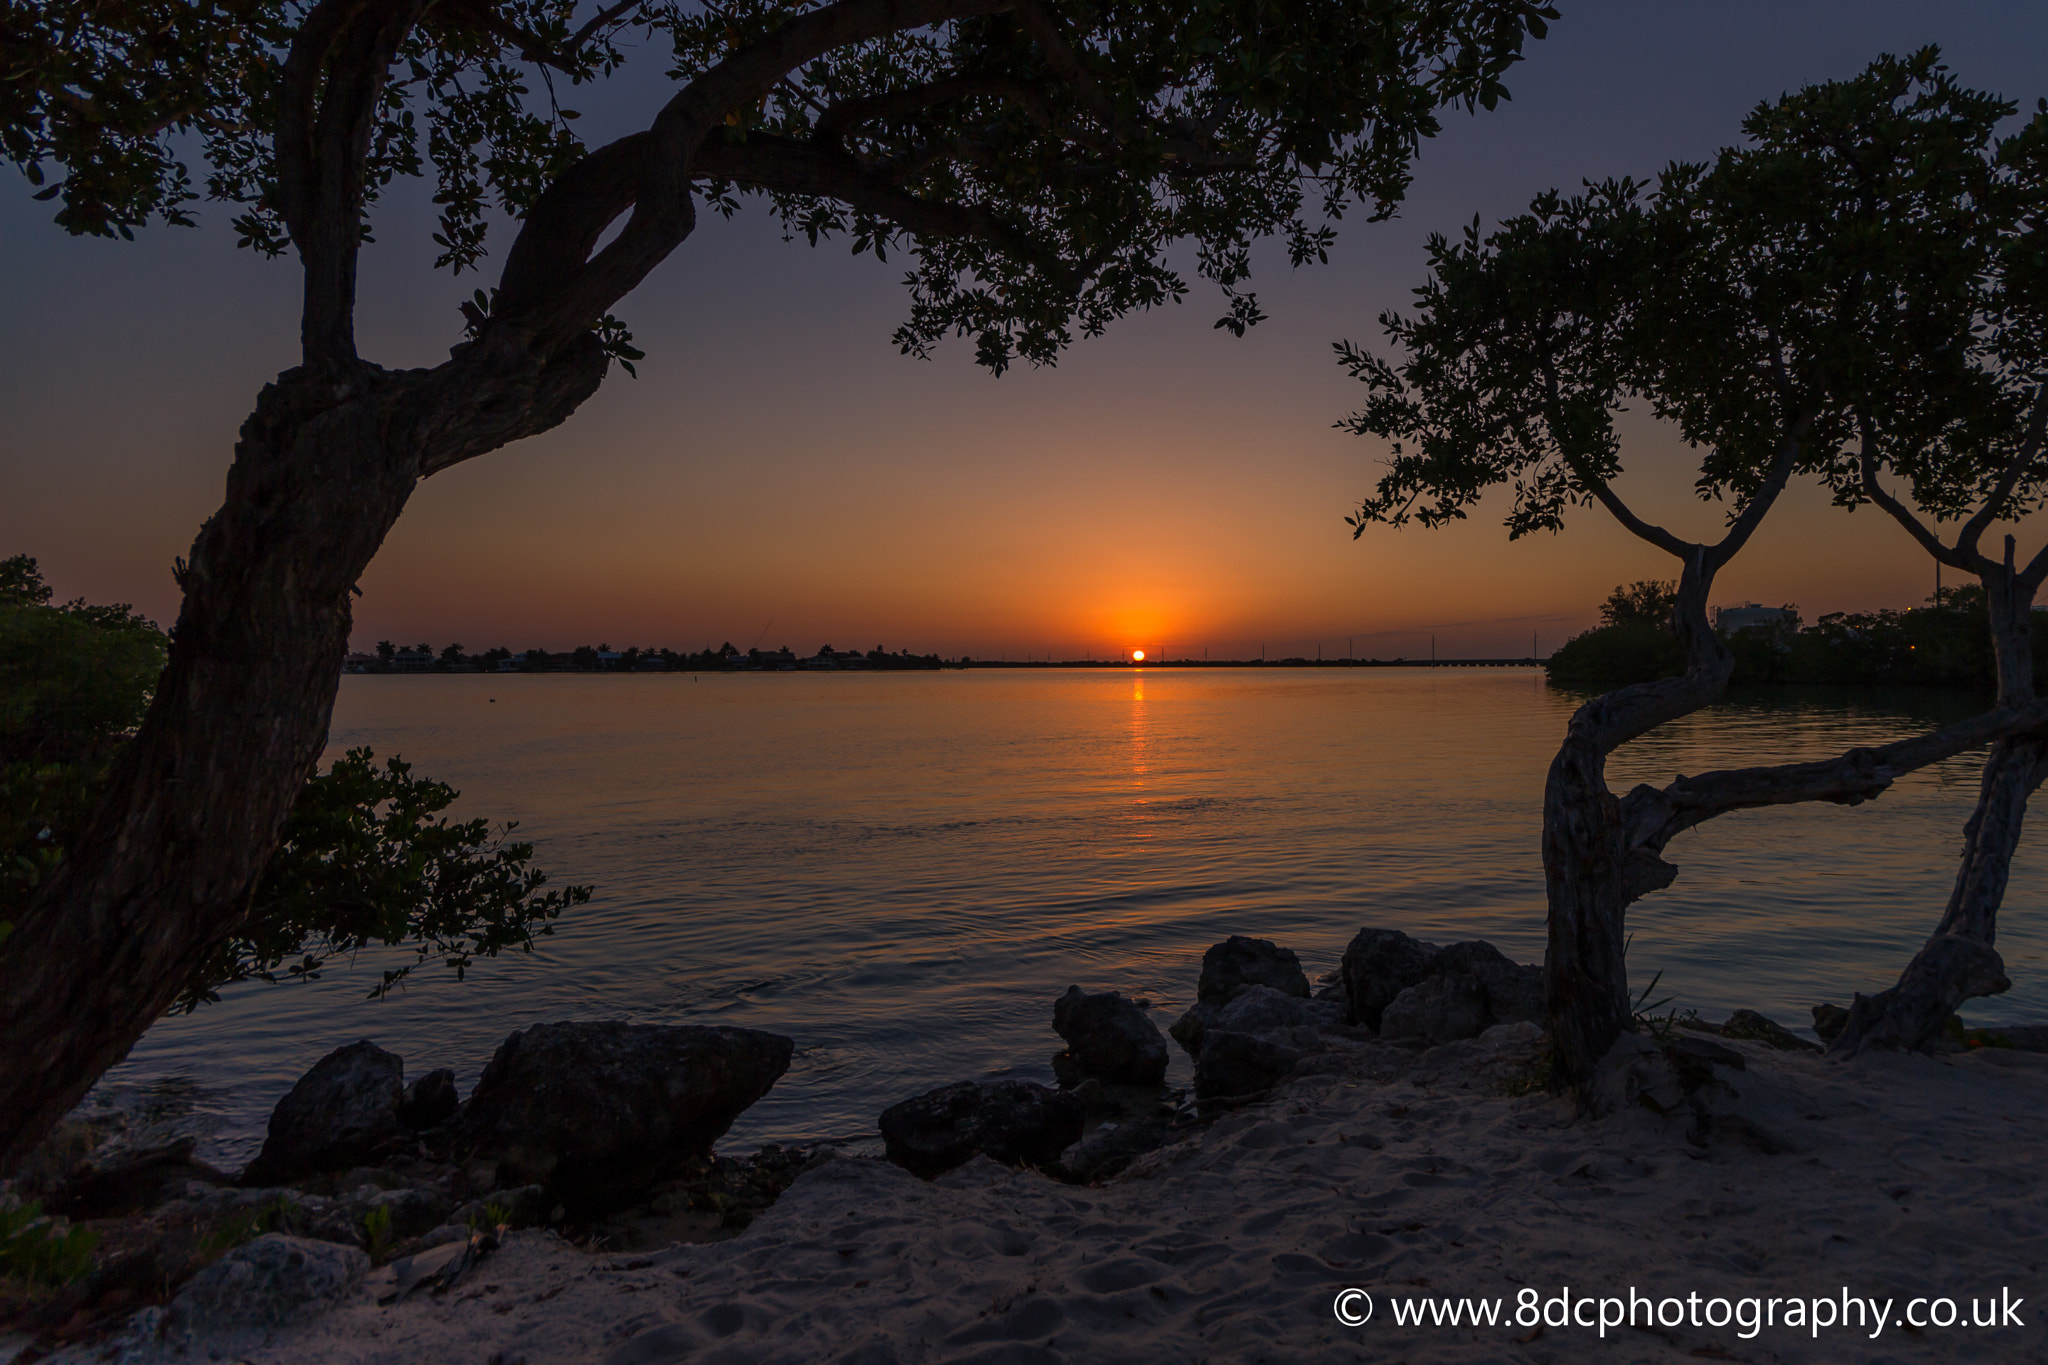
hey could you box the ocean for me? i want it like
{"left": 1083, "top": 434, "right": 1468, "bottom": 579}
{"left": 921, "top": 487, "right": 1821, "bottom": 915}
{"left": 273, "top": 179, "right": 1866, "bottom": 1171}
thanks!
{"left": 90, "top": 667, "right": 2047, "bottom": 1166}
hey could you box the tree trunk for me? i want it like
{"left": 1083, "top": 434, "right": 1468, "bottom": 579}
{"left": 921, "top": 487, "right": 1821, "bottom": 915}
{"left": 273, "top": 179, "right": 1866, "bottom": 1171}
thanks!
{"left": 1544, "top": 553, "right": 1731, "bottom": 1102}
{"left": 0, "top": 341, "right": 605, "bottom": 1172}
{"left": 1833, "top": 567, "right": 2046, "bottom": 1055}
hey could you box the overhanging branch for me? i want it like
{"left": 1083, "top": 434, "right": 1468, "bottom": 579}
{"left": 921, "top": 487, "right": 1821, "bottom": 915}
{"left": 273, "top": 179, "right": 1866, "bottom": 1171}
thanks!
{"left": 1620, "top": 697, "right": 2048, "bottom": 857}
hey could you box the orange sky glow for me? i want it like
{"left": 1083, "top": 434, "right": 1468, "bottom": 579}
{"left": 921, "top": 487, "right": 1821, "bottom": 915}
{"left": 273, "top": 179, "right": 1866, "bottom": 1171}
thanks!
{"left": 4, "top": 3, "right": 2045, "bottom": 660}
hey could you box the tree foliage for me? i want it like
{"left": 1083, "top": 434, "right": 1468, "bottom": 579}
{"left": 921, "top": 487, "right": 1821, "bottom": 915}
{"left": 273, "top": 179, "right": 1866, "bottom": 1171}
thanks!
{"left": 9, "top": 0, "right": 1559, "bottom": 372}
{"left": 1598, "top": 579, "right": 1674, "bottom": 630}
{"left": 176, "top": 748, "right": 589, "bottom": 1010}
{"left": 1340, "top": 51, "right": 2037, "bottom": 544}
{"left": 0, "top": 556, "right": 584, "bottom": 1002}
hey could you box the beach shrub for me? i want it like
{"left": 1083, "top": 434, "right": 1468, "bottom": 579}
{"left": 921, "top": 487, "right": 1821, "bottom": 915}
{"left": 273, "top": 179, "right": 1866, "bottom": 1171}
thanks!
{"left": 0, "top": 1198, "right": 97, "bottom": 1286}
{"left": 0, "top": 555, "right": 588, "bottom": 1009}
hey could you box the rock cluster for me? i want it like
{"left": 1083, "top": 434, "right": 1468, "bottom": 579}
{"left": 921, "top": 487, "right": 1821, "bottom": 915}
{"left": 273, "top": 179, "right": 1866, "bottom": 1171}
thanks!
{"left": 1051, "top": 986, "right": 1168, "bottom": 1084}
{"left": 878, "top": 1080, "right": 1084, "bottom": 1178}
{"left": 1341, "top": 929, "right": 1544, "bottom": 1044}
{"left": 873, "top": 927, "right": 1551, "bottom": 1187}
{"left": 457, "top": 1021, "right": 794, "bottom": 1210}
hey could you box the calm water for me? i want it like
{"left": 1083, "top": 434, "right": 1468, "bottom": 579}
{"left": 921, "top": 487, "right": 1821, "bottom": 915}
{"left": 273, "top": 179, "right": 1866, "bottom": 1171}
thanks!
{"left": 92, "top": 669, "right": 2048, "bottom": 1167}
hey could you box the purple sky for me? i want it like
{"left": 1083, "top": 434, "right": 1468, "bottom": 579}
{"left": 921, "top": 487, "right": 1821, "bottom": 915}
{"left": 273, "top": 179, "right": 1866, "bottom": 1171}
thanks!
{"left": 5, "top": 1, "right": 2046, "bottom": 659}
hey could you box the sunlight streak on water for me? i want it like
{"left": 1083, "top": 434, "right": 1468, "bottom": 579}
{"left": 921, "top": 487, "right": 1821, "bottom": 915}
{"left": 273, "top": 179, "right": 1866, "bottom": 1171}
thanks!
{"left": 96, "top": 670, "right": 2048, "bottom": 1165}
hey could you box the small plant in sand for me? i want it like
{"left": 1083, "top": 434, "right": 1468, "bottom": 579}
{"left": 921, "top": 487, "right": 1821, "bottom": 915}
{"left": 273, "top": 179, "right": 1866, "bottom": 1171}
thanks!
{"left": 0, "top": 1197, "right": 97, "bottom": 1286}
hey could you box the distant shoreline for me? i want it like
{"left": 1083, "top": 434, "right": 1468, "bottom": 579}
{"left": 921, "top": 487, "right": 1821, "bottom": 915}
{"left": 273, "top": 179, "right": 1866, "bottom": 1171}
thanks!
{"left": 346, "top": 657, "right": 1550, "bottom": 673}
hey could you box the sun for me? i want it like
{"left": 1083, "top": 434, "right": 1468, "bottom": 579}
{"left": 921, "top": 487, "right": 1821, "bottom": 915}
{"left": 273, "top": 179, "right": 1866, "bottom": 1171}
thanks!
{"left": 1132, "top": 650, "right": 1145, "bottom": 662}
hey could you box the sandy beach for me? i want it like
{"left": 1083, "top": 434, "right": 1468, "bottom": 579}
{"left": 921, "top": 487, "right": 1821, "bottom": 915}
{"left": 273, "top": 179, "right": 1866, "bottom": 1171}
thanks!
{"left": 73, "top": 1023, "right": 2047, "bottom": 1365}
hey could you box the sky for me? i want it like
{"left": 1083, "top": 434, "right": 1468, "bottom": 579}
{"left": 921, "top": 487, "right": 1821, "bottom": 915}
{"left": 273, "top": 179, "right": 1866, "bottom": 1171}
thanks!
{"left": 5, "top": 1, "right": 2048, "bottom": 661}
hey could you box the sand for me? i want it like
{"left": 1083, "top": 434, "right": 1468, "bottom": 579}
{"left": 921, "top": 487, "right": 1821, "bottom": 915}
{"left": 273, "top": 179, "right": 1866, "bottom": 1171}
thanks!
{"left": 67, "top": 1027, "right": 2048, "bottom": 1364}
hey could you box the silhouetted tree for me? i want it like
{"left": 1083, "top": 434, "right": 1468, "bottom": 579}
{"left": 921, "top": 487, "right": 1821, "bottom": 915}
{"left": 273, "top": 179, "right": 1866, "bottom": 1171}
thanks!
{"left": 1341, "top": 52, "right": 2048, "bottom": 1098}
{"left": 1, "top": 0, "right": 1564, "bottom": 1163}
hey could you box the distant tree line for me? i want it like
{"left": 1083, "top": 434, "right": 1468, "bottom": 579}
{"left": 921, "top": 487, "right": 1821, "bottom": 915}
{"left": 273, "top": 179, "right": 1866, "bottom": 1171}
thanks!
{"left": 358, "top": 640, "right": 951, "bottom": 672}
{"left": 1545, "top": 580, "right": 2042, "bottom": 690}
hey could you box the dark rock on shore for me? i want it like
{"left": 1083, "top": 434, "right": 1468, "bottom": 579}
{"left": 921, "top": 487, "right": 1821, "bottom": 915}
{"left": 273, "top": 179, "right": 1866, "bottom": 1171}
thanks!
{"left": 1172, "top": 983, "right": 1336, "bottom": 1058}
{"left": 1383, "top": 941, "right": 1544, "bottom": 1045}
{"left": 164, "top": 1234, "right": 368, "bottom": 1334}
{"left": 1192, "top": 1030, "right": 1302, "bottom": 1100}
{"left": 1197, "top": 936, "right": 1309, "bottom": 1003}
{"left": 1058, "top": 1117, "right": 1176, "bottom": 1183}
{"left": 879, "top": 1080, "right": 1083, "bottom": 1179}
{"left": 1346, "top": 934, "right": 1544, "bottom": 1045}
{"left": 242, "top": 1041, "right": 406, "bottom": 1185}
{"left": 1812, "top": 1003, "right": 1850, "bottom": 1044}
{"left": 1340, "top": 928, "right": 1439, "bottom": 1029}
{"left": 1052, "top": 986, "right": 1168, "bottom": 1084}
{"left": 399, "top": 1068, "right": 460, "bottom": 1129}
{"left": 54, "top": 1138, "right": 232, "bottom": 1219}
{"left": 457, "top": 1021, "right": 794, "bottom": 1211}
{"left": 1720, "top": 1009, "right": 1821, "bottom": 1053}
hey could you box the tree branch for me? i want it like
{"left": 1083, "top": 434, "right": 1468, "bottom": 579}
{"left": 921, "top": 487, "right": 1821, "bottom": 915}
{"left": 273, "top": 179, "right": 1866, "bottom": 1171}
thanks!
{"left": 692, "top": 133, "right": 1065, "bottom": 277}
{"left": 1857, "top": 433, "right": 1990, "bottom": 576}
{"left": 494, "top": 0, "right": 1015, "bottom": 352}
{"left": 280, "top": 0, "right": 429, "bottom": 367}
{"left": 1620, "top": 697, "right": 2048, "bottom": 855}
{"left": 1702, "top": 407, "right": 1813, "bottom": 572}
{"left": 814, "top": 73, "right": 1056, "bottom": 149}
{"left": 1538, "top": 363, "right": 1693, "bottom": 559}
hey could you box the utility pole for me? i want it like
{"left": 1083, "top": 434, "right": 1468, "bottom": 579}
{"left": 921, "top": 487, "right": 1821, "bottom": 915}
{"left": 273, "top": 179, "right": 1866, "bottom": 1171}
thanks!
{"left": 1431, "top": 634, "right": 1436, "bottom": 664}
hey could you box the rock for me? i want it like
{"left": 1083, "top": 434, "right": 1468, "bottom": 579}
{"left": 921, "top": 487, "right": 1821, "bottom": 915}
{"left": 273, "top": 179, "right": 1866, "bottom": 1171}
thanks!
{"left": 1196, "top": 935, "right": 1309, "bottom": 1004}
{"left": 1192, "top": 1031, "right": 1301, "bottom": 1100}
{"left": 1664, "top": 1035, "right": 1747, "bottom": 1071}
{"left": 242, "top": 1040, "right": 405, "bottom": 1185}
{"left": 399, "top": 1068, "right": 460, "bottom": 1128}
{"left": 1811, "top": 1003, "right": 1850, "bottom": 1044}
{"left": 1212, "top": 984, "right": 1326, "bottom": 1051}
{"left": 1373, "top": 940, "right": 1544, "bottom": 1044}
{"left": 55, "top": 1139, "right": 233, "bottom": 1219}
{"left": 1441, "top": 941, "right": 1545, "bottom": 1025}
{"left": 1052, "top": 986, "right": 1169, "bottom": 1084}
{"left": 1590, "top": 1032, "right": 1685, "bottom": 1116}
{"left": 1173, "top": 982, "right": 1348, "bottom": 1059}
{"left": 878, "top": 1080, "right": 1083, "bottom": 1179}
{"left": 364, "top": 1187, "right": 456, "bottom": 1240}
{"left": 166, "top": 1234, "right": 368, "bottom": 1332}
{"left": 1721, "top": 1009, "right": 1821, "bottom": 1053}
{"left": 1058, "top": 1117, "right": 1174, "bottom": 1183}
{"left": 1339, "top": 928, "right": 1439, "bottom": 1029}
{"left": 1168, "top": 1001, "right": 1220, "bottom": 1057}
{"left": 451, "top": 1184, "right": 552, "bottom": 1231}
{"left": 456, "top": 1021, "right": 793, "bottom": 1211}
{"left": 1380, "top": 972, "right": 1490, "bottom": 1045}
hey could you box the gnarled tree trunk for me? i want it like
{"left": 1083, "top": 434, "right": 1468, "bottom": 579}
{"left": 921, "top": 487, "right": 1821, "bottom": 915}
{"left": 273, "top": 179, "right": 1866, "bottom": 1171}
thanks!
{"left": 1834, "top": 562, "right": 2047, "bottom": 1054}
{"left": 1544, "top": 551, "right": 1733, "bottom": 1093}
{"left": 0, "top": 344, "right": 603, "bottom": 1170}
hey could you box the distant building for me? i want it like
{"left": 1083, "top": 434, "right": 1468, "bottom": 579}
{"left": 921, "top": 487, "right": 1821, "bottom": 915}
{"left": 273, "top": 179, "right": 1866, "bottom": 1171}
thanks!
{"left": 1715, "top": 603, "right": 1795, "bottom": 634}
{"left": 391, "top": 649, "right": 433, "bottom": 672}
{"left": 342, "top": 652, "right": 380, "bottom": 673}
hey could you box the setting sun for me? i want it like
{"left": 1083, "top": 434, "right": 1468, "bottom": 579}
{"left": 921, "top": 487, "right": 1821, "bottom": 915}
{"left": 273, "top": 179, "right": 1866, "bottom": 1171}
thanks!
{"left": 1132, "top": 650, "right": 1145, "bottom": 662}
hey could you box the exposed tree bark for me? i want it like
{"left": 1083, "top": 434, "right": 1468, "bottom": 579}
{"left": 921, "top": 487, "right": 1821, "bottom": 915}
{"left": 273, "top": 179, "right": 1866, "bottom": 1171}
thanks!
{"left": 0, "top": 343, "right": 608, "bottom": 1171}
{"left": 1833, "top": 418, "right": 2048, "bottom": 1055}
{"left": 1540, "top": 402, "right": 1806, "bottom": 1100}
